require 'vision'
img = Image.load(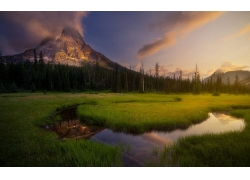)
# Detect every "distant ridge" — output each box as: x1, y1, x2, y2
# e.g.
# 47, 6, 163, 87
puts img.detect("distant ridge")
204, 70, 250, 85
